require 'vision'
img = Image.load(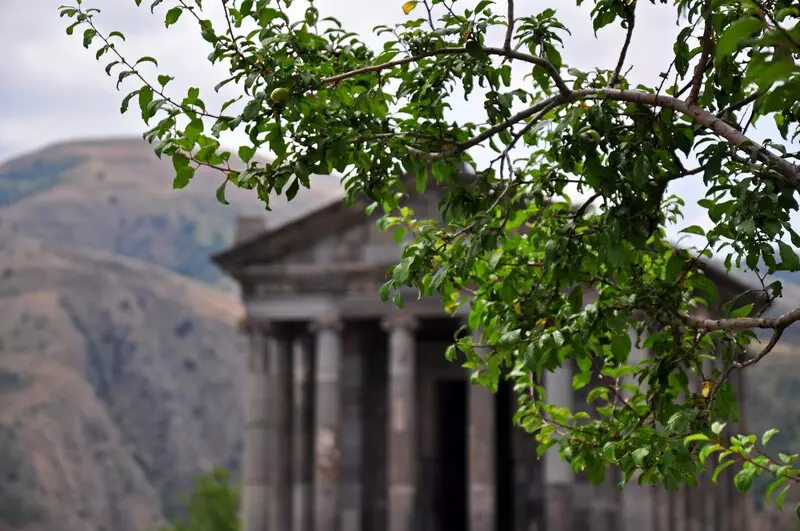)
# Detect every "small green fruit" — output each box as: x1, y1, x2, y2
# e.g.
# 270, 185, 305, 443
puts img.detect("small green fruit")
269, 87, 290, 104
581, 129, 602, 143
